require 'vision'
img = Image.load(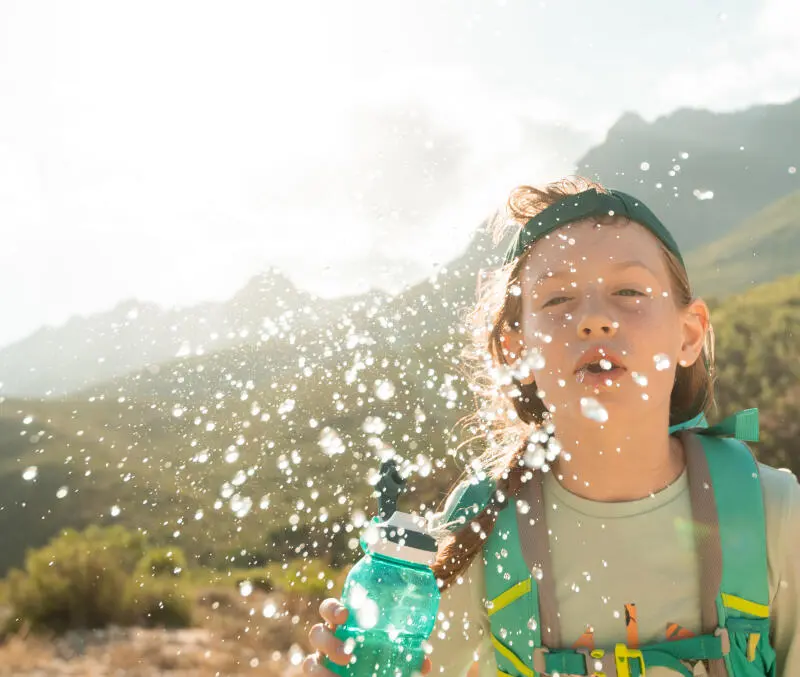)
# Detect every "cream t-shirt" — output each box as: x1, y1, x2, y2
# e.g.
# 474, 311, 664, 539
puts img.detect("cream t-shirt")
427, 463, 799, 677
